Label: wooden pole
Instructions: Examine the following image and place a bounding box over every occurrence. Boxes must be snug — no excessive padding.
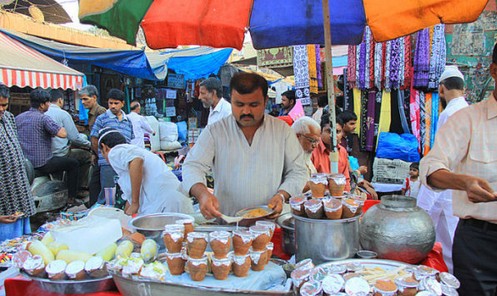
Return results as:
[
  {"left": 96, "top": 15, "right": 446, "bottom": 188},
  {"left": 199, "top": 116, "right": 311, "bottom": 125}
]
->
[{"left": 322, "top": 0, "right": 339, "bottom": 174}]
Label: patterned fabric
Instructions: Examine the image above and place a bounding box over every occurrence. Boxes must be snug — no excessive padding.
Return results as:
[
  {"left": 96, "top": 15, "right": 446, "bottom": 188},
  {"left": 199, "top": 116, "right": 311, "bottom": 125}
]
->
[
  {"left": 293, "top": 45, "right": 311, "bottom": 105},
  {"left": 365, "top": 91, "right": 376, "bottom": 151},
  {"left": 374, "top": 43, "right": 383, "bottom": 90},
  {"left": 384, "top": 41, "right": 391, "bottom": 91},
  {"left": 410, "top": 88, "right": 421, "bottom": 145},
  {"left": 16, "top": 108, "right": 61, "bottom": 168},
  {"left": 389, "top": 38, "right": 402, "bottom": 90},
  {"left": 430, "top": 92, "right": 440, "bottom": 147},
  {"left": 428, "top": 25, "right": 446, "bottom": 90},
  {"left": 347, "top": 45, "right": 357, "bottom": 89},
  {"left": 90, "top": 109, "right": 134, "bottom": 165},
  {"left": 419, "top": 91, "right": 426, "bottom": 154},
  {"left": 315, "top": 45, "right": 323, "bottom": 89},
  {"left": 0, "top": 111, "right": 36, "bottom": 217},
  {"left": 413, "top": 28, "right": 430, "bottom": 89},
  {"left": 307, "top": 45, "right": 318, "bottom": 94},
  {"left": 403, "top": 36, "right": 412, "bottom": 90},
  {"left": 424, "top": 93, "right": 432, "bottom": 155},
  {"left": 373, "top": 91, "right": 382, "bottom": 150}
]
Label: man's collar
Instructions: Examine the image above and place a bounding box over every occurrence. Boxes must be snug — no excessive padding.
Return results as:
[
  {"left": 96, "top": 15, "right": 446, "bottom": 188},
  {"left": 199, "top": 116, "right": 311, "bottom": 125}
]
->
[
  {"left": 49, "top": 103, "right": 61, "bottom": 109},
  {"left": 211, "top": 98, "right": 225, "bottom": 113},
  {"left": 487, "top": 93, "right": 497, "bottom": 120},
  {"left": 106, "top": 109, "right": 127, "bottom": 120},
  {"left": 317, "top": 139, "right": 329, "bottom": 154}
]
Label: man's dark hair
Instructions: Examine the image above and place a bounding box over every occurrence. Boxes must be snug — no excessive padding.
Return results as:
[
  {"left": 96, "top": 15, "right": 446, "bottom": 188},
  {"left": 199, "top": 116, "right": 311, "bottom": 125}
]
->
[
  {"left": 200, "top": 77, "right": 223, "bottom": 98},
  {"left": 130, "top": 100, "right": 140, "bottom": 111},
  {"left": 30, "top": 88, "right": 51, "bottom": 108},
  {"left": 230, "top": 72, "right": 268, "bottom": 99},
  {"left": 49, "top": 89, "right": 63, "bottom": 103},
  {"left": 107, "top": 88, "right": 125, "bottom": 102},
  {"left": 317, "top": 95, "right": 328, "bottom": 108},
  {"left": 321, "top": 108, "right": 343, "bottom": 131},
  {"left": 337, "top": 110, "right": 357, "bottom": 124},
  {"left": 410, "top": 162, "right": 419, "bottom": 171},
  {"left": 493, "top": 43, "right": 497, "bottom": 64},
  {"left": 282, "top": 90, "right": 296, "bottom": 105},
  {"left": 79, "top": 85, "right": 99, "bottom": 98},
  {"left": 98, "top": 127, "right": 126, "bottom": 148},
  {"left": 440, "top": 77, "right": 464, "bottom": 91},
  {"left": 0, "top": 84, "right": 9, "bottom": 99}
]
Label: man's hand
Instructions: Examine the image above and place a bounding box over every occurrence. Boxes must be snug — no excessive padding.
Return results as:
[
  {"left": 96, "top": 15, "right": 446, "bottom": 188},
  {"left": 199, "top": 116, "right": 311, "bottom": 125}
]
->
[
  {"left": 464, "top": 176, "right": 497, "bottom": 203},
  {"left": 268, "top": 193, "right": 284, "bottom": 218},
  {"left": 125, "top": 202, "right": 139, "bottom": 216},
  {"left": 198, "top": 191, "right": 221, "bottom": 219},
  {"left": 358, "top": 166, "right": 368, "bottom": 175},
  {"left": 358, "top": 180, "right": 378, "bottom": 200},
  {"left": 0, "top": 215, "right": 18, "bottom": 224}
]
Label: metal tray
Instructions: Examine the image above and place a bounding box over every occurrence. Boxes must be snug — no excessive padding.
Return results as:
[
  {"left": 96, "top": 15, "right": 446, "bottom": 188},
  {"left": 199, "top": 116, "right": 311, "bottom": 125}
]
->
[
  {"left": 22, "top": 271, "right": 116, "bottom": 294},
  {"left": 111, "top": 271, "right": 293, "bottom": 296},
  {"left": 318, "top": 258, "right": 411, "bottom": 270}
]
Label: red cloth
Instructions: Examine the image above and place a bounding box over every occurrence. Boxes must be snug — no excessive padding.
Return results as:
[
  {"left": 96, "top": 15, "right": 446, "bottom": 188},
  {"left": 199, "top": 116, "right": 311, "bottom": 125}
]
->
[
  {"left": 270, "top": 227, "right": 291, "bottom": 261},
  {"left": 5, "top": 276, "right": 120, "bottom": 296}
]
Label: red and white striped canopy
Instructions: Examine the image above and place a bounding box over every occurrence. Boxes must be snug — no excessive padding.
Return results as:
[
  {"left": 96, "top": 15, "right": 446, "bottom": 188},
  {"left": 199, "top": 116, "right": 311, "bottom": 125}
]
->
[{"left": 0, "top": 32, "right": 83, "bottom": 90}]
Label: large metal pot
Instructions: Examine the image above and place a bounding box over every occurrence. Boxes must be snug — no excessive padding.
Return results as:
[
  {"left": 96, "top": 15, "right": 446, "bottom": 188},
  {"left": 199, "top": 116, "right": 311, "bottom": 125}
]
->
[
  {"left": 294, "top": 214, "right": 360, "bottom": 265},
  {"left": 129, "top": 212, "right": 194, "bottom": 250},
  {"left": 276, "top": 213, "right": 295, "bottom": 255},
  {"left": 360, "top": 195, "right": 435, "bottom": 264}
]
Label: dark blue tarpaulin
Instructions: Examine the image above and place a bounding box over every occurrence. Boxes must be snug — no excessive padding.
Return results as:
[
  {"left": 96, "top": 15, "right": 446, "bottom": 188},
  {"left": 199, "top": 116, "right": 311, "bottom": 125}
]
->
[{"left": 1, "top": 29, "right": 161, "bottom": 81}]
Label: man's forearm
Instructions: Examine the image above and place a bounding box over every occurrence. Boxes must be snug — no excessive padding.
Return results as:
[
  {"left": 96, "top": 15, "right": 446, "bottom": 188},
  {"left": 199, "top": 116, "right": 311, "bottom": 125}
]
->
[
  {"left": 427, "top": 169, "right": 468, "bottom": 191},
  {"left": 129, "top": 158, "right": 144, "bottom": 206},
  {"left": 190, "top": 183, "right": 209, "bottom": 201}
]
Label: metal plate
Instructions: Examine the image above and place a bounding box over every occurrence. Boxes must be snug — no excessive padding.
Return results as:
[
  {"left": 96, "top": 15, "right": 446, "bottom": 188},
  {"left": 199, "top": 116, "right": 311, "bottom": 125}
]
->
[
  {"left": 235, "top": 206, "right": 275, "bottom": 219},
  {"left": 22, "top": 271, "right": 116, "bottom": 294}
]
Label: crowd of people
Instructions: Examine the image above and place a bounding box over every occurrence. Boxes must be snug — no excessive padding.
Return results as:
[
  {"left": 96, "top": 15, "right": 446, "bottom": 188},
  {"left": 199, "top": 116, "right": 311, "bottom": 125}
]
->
[{"left": 1, "top": 40, "right": 497, "bottom": 293}]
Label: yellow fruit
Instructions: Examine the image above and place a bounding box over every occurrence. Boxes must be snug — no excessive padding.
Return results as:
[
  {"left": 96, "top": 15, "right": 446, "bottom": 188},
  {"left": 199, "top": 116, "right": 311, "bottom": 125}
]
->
[
  {"left": 41, "top": 232, "right": 54, "bottom": 246},
  {"left": 47, "top": 241, "right": 69, "bottom": 256},
  {"left": 28, "top": 240, "right": 54, "bottom": 265},
  {"left": 56, "top": 250, "right": 92, "bottom": 263},
  {"left": 115, "top": 240, "right": 134, "bottom": 259},
  {"left": 140, "top": 239, "right": 158, "bottom": 262},
  {"left": 96, "top": 242, "right": 117, "bottom": 262}
]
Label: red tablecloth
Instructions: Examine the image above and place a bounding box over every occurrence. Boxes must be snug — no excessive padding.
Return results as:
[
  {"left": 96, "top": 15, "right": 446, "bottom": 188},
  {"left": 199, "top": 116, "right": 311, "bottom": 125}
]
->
[{"left": 5, "top": 201, "right": 447, "bottom": 295}]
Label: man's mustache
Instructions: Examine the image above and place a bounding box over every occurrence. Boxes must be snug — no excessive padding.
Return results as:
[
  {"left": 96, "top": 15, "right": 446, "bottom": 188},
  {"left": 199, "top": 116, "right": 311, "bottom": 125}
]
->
[{"left": 240, "top": 114, "right": 254, "bottom": 119}]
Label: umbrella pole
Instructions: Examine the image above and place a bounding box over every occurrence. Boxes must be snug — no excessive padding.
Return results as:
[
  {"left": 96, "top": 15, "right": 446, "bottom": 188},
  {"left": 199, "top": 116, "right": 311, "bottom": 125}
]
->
[{"left": 322, "top": 0, "right": 339, "bottom": 174}]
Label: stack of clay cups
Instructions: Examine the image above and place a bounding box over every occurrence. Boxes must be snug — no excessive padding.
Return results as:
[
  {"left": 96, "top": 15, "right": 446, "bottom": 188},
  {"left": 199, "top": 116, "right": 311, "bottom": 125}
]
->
[
  {"left": 186, "top": 232, "right": 209, "bottom": 281},
  {"left": 249, "top": 225, "right": 271, "bottom": 271},
  {"left": 162, "top": 224, "right": 186, "bottom": 275},
  {"left": 232, "top": 229, "right": 253, "bottom": 277},
  {"left": 209, "top": 231, "right": 232, "bottom": 280},
  {"left": 327, "top": 174, "right": 347, "bottom": 197},
  {"left": 289, "top": 196, "right": 306, "bottom": 216},
  {"left": 255, "top": 221, "right": 276, "bottom": 260},
  {"left": 176, "top": 218, "right": 195, "bottom": 242},
  {"left": 308, "top": 173, "right": 328, "bottom": 198}
]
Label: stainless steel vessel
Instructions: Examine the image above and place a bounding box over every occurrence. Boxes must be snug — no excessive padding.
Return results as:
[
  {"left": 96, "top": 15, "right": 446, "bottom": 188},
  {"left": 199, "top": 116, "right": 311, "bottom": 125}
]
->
[
  {"left": 23, "top": 272, "right": 116, "bottom": 294},
  {"left": 360, "top": 195, "right": 435, "bottom": 264},
  {"left": 293, "top": 214, "right": 360, "bottom": 265},
  {"left": 276, "top": 213, "right": 295, "bottom": 255}
]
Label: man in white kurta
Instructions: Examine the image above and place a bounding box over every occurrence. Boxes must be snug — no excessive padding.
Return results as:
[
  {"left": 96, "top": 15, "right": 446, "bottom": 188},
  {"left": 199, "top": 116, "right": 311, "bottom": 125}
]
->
[
  {"left": 127, "top": 101, "right": 155, "bottom": 149},
  {"left": 182, "top": 73, "right": 307, "bottom": 217},
  {"left": 105, "top": 141, "right": 192, "bottom": 215},
  {"left": 417, "top": 66, "right": 468, "bottom": 273}
]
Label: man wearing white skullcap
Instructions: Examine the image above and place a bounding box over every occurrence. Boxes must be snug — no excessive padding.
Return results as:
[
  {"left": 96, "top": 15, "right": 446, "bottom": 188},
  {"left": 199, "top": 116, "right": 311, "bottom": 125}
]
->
[{"left": 417, "top": 65, "right": 469, "bottom": 274}]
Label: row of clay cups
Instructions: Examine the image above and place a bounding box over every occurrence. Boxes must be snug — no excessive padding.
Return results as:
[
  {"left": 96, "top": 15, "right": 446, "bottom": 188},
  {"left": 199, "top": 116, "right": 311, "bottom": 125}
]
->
[
  {"left": 290, "top": 195, "right": 365, "bottom": 220},
  {"left": 233, "top": 221, "right": 276, "bottom": 256},
  {"left": 165, "top": 245, "right": 274, "bottom": 281},
  {"left": 308, "top": 173, "right": 347, "bottom": 198}
]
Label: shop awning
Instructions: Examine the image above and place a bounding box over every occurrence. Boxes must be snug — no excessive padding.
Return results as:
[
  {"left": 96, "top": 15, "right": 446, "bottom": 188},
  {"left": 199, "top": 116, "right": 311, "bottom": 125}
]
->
[{"left": 0, "top": 32, "right": 83, "bottom": 90}]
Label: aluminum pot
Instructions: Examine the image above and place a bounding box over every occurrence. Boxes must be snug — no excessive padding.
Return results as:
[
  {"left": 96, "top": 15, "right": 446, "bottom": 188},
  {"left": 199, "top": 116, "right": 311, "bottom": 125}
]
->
[
  {"left": 129, "top": 212, "right": 194, "bottom": 250},
  {"left": 294, "top": 214, "right": 360, "bottom": 265},
  {"left": 276, "top": 213, "right": 295, "bottom": 255},
  {"left": 360, "top": 195, "right": 435, "bottom": 264}
]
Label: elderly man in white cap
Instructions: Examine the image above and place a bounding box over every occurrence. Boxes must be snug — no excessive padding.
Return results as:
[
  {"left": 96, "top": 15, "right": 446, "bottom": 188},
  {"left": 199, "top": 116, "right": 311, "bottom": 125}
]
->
[{"left": 417, "top": 65, "right": 468, "bottom": 273}]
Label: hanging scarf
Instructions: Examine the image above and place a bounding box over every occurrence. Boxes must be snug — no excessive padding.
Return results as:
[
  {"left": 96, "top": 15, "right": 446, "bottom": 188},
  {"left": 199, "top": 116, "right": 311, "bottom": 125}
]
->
[
  {"left": 360, "top": 90, "right": 369, "bottom": 150},
  {"left": 384, "top": 41, "right": 392, "bottom": 92},
  {"left": 402, "top": 36, "right": 412, "bottom": 90},
  {"left": 389, "top": 38, "right": 402, "bottom": 90},
  {"left": 428, "top": 25, "right": 447, "bottom": 89},
  {"left": 431, "top": 92, "right": 440, "bottom": 146},
  {"left": 368, "top": 28, "right": 375, "bottom": 90},
  {"left": 347, "top": 45, "right": 357, "bottom": 89},
  {"left": 397, "top": 90, "right": 411, "bottom": 134},
  {"left": 377, "top": 91, "right": 392, "bottom": 147},
  {"left": 424, "top": 93, "right": 432, "bottom": 155},
  {"left": 315, "top": 44, "right": 323, "bottom": 89},
  {"left": 410, "top": 69, "right": 421, "bottom": 146},
  {"left": 353, "top": 88, "right": 362, "bottom": 136},
  {"left": 358, "top": 37, "right": 367, "bottom": 90},
  {"left": 373, "top": 91, "right": 382, "bottom": 150},
  {"left": 374, "top": 42, "right": 384, "bottom": 90},
  {"left": 419, "top": 91, "right": 426, "bottom": 154},
  {"left": 413, "top": 28, "right": 430, "bottom": 89}
]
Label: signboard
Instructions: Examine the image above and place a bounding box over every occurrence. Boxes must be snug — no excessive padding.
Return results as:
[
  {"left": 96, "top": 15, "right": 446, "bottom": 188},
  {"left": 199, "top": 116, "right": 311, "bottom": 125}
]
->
[
  {"left": 167, "top": 73, "right": 186, "bottom": 89},
  {"left": 257, "top": 47, "right": 293, "bottom": 68},
  {"left": 166, "top": 89, "right": 177, "bottom": 99},
  {"left": 165, "top": 107, "right": 176, "bottom": 117}
]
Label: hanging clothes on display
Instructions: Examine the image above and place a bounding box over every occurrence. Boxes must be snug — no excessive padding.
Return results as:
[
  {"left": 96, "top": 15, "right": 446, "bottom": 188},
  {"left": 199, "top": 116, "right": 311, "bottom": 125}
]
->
[
  {"left": 413, "top": 28, "right": 430, "bottom": 89},
  {"left": 424, "top": 93, "right": 432, "bottom": 155},
  {"left": 430, "top": 92, "right": 440, "bottom": 147}
]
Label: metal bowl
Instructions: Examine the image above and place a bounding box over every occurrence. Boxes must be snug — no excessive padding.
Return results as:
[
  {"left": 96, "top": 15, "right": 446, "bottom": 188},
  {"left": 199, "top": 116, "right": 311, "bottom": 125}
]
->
[
  {"left": 22, "top": 272, "right": 116, "bottom": 294},
  {"left": 276, "top": 212, "right": 295, "bottom": 255},
  {"left": 128, "top": 212, "right": 194, "bottom": 250},
  {"left": 235, "top": 206, "right": 275, "bottom": 227}
]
